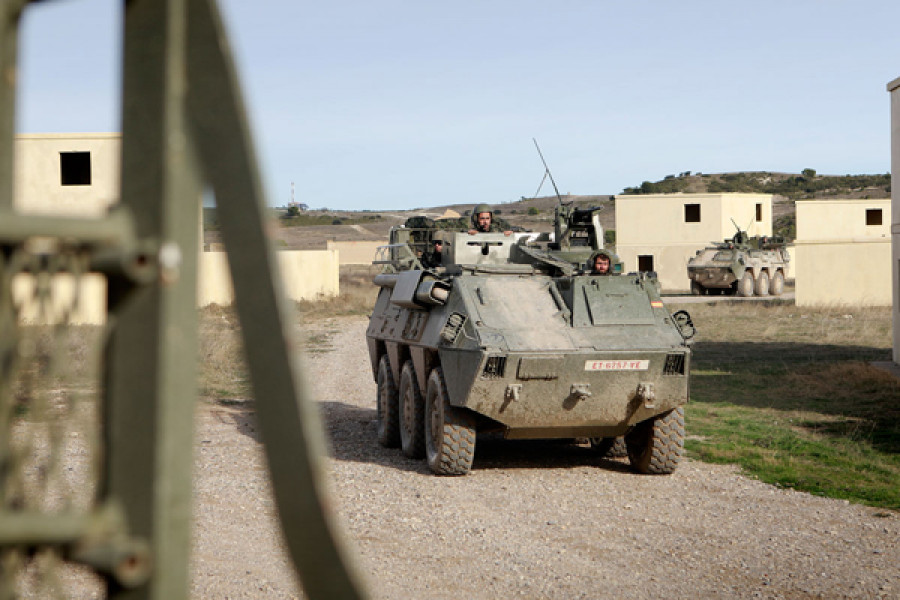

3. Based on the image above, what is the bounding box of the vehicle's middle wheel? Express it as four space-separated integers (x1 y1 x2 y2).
399 360 426 458
376 355 400 448
737 272 754 297
755 270 770 296
590 436 628 458
425 367 476 475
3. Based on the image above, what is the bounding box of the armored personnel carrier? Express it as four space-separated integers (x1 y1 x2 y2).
366 205 695 475
686 225 790 297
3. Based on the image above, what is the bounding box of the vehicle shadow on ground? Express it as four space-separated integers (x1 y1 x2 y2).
690 340 898 454
208 400 261 442
320 400 634 474
692 340 889 369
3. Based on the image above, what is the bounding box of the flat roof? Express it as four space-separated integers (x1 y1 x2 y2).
888 76 900 92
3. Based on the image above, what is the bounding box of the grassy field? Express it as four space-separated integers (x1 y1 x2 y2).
667 300 898 511
199 272 899 511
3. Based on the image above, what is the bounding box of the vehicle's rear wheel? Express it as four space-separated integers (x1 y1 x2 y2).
399 360 425 458
737 272 754 297
376 355 400 448
690 280 704 296
625 407 684 475
590 436 628 458
425 367 476 475
769 270 785 296
755 271 770 296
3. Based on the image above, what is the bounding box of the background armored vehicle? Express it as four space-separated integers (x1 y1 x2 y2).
686 224 790 297
366 205 695 476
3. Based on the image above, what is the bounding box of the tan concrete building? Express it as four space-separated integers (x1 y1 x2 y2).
14 133 121 217
12 133 338 322
888 76 900 363
615 193 773 292
793 199 892 307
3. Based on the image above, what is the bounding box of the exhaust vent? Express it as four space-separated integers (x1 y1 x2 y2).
663 353 686 375
482 356 507 379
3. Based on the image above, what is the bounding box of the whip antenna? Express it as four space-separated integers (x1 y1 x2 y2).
533 138 566 205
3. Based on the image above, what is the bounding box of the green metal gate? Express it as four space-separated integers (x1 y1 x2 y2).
0 1 366 598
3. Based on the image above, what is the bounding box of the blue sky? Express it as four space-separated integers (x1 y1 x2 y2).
15 0 900 210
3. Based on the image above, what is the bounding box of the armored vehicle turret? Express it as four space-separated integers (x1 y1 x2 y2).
686 222 790 297
367 206 695 475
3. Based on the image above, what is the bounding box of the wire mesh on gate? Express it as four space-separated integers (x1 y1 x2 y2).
0 242 106 598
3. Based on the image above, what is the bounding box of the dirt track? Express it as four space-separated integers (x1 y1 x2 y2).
190 316 899 599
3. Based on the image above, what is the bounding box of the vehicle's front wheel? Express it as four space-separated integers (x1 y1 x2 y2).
399 360 425 458
625 407 684 475
376 355 400 448
769 270 785 296
425 367 476 475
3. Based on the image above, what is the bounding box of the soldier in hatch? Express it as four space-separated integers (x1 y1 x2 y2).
589 250 618 275
467 204 512 236
421 234 444 269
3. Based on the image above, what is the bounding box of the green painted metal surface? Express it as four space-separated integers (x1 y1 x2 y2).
0 1 366 598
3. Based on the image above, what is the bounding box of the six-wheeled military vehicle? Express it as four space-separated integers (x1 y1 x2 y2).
366 205 695 475
686 224 790 297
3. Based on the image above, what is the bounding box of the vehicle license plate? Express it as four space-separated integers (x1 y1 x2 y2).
584 359 649 371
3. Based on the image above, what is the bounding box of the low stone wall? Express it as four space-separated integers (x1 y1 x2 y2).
198 249 339 306
326 240 386 265
13 250 339 324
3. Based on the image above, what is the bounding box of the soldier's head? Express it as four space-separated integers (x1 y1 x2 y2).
589 250 617 275
471 204 493 232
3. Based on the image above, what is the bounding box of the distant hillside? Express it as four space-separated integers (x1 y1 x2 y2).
622 170 890 200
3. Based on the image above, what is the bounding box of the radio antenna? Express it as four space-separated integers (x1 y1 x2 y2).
533 138 566 205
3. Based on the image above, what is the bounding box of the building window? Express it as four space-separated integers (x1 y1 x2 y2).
638 255 654 273
684 203 700 223
60 152 91 186
866 208 882 226
755 203 762 222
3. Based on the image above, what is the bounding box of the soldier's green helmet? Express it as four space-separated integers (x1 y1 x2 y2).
471 203 493 228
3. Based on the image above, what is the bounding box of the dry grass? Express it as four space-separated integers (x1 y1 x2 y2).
294 265 380 322
197 304 250 399
197 266 380 400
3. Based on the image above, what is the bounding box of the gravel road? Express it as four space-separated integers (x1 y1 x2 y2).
190 316 898 599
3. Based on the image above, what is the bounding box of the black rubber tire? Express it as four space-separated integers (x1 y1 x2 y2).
625 407 684 475
737 272 754 297
425 367 476 475
376 355 400 448
399 360 426 459
690 280 704 296
769 270 785 296
755 270 770 296
590 436 628 458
